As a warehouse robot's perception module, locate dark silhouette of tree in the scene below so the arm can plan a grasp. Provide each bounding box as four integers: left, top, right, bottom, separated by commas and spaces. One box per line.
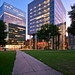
0, 20, 7, 47
37, 24, 59, 50
68, 4, 75, 35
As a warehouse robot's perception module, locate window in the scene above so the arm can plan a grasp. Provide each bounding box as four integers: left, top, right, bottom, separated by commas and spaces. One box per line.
34, 7, 36, 9
30, 9, 32, 11
38, 4, 41, 6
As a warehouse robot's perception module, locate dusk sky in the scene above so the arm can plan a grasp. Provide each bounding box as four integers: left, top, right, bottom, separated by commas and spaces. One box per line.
0, 0, 75, 39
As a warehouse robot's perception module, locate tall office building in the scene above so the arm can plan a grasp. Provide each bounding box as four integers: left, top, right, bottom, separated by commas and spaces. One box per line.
68, 34, 75, 49
28, 0, 66, 49
0, 2, 26, 49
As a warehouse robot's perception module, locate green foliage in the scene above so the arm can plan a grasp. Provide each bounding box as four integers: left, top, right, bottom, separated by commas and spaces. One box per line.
37, 24, 59, 49
68, 5, 75, 22
68, 22, 75, 35
0, 20, 7, 46
37, 24, 49, 40
37, 24, 59, 41
68, 4, 75, 35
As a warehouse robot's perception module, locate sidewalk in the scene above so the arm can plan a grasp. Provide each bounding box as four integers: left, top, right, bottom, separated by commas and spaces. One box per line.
12, 50, 63, 75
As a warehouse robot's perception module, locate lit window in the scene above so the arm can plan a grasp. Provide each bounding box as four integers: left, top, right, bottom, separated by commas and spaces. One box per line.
39, 28, 41, 30
43, 10, 46, 13
39, 12, 41, 14
44, 1, 47, 4
34, 7, 36, 9
39, 4, 41, 6
15, 30, 18, 32
47, 0, 50, 2
48, 3, 50, 6
30, 12, 32, 14
39, 8, 41, 10
47, 8, 50, 10
34, 10, 36, 12
36, 25, 39, 27
30, 16, 32, 18
34, 14, 36, 16
10, 6, 13, 8
4, 5, 6, 7
30, 26, 32, 28
30, 9, 32, 11
4, 12, 23, 20
44, 6, 46, 8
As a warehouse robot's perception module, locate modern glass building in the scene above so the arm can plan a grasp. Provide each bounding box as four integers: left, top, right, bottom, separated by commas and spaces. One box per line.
0, 2, 26, 49
68, 34, 75, 49
28, 0, 66, 49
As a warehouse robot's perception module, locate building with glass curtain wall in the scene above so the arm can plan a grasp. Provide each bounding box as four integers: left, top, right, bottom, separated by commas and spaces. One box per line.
28, 0, 66, 49
68, 34, 75, 49
0, 2, 26, 49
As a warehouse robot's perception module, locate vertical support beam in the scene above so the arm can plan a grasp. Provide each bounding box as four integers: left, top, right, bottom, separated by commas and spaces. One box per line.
35, 34, 37, 50
52, 38, 53, 50
42, 39, 44, 50
58, 34, 60, 50
50, 38, 52, 50
29, 35, 31, 49
62, 24, 63, 50
52, 36, 54, 50
33, 34, 35, 49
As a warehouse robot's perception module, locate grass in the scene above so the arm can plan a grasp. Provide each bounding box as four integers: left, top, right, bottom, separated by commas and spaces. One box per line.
0, 51, 16, 75
24, 50, 75, 75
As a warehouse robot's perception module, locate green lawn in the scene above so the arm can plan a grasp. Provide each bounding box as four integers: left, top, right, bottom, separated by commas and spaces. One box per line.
0, 51, 16, 75
24, 50, 75, 75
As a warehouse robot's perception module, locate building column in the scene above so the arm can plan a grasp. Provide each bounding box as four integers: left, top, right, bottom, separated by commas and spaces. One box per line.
29, 35, 31, 49
33, 34, 37, 50
50, 38, 53, 49
35, 34, 37, 50
42, 39, 44, 50
33, 34, 35, 49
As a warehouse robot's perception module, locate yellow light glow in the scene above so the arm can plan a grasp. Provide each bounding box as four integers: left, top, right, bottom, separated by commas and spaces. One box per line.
4, 12, 23, 20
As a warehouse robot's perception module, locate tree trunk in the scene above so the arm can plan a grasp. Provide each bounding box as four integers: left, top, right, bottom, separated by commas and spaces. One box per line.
53, 36, 54, 50
56, 36, 57, 50
33, 34, 35, 49
58, 35, 60, 49
42, 39, 44, 50
48, 42, 49, 50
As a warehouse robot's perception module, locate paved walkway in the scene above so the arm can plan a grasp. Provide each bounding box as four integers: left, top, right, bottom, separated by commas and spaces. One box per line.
12, 50, 63, 75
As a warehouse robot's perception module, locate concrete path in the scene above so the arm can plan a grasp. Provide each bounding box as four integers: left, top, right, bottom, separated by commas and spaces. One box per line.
12, 50, 63, 75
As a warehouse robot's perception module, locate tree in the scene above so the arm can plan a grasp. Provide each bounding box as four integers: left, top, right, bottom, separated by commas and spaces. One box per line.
0, 20, 7, 47
68, 4, 75, 35
37, 24, 49, 50
37, 24, 49, 41
37, 24, 59, 50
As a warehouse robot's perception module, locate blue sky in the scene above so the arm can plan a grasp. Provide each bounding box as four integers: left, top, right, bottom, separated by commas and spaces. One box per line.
0, 0, 75, 39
